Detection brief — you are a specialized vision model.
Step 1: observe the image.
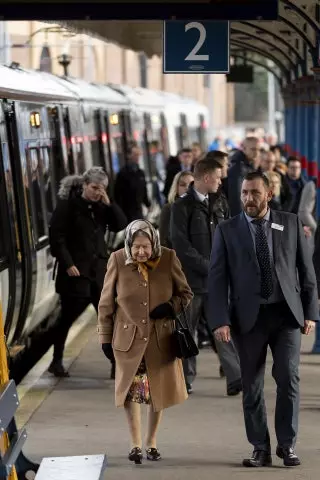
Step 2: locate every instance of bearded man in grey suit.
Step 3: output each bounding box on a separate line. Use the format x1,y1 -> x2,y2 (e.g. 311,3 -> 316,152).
208,171 -> 318,468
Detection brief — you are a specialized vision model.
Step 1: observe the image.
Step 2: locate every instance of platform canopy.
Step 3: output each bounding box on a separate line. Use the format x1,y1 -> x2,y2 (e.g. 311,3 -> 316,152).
3,0 -> 318,83
44,0 -> 319,82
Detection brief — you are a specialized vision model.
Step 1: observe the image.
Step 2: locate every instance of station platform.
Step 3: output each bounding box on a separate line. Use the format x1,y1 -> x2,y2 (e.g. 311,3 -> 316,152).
16,317 -> 320,480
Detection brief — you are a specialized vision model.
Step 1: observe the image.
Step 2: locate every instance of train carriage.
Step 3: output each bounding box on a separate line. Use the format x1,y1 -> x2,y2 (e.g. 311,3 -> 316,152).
0,63 -> 208,375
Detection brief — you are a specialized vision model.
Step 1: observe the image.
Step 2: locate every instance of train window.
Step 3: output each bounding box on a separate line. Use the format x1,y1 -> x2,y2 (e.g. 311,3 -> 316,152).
109,124 -> 126,174
25,148 -> 48,243
40,147 -> 56,223
72,139 -> 85,174
189,128 -> 200,144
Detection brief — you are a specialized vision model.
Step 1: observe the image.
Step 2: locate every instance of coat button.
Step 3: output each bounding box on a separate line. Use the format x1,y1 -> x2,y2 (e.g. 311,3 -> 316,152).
142,302 -> 147,306
143,337 -> 147,341
163,323 -> 167,327
142,320 -> 146,324
124,325 -> 128,329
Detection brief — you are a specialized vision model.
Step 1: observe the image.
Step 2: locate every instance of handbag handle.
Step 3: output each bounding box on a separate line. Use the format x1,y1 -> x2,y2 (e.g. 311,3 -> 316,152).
174,301 -> 190,330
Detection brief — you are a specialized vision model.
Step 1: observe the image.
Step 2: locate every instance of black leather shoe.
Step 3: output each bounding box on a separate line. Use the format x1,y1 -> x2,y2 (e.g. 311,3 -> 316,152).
146,448 -> 161,461
243,450 -> 272,467
128,447 -> 143,464
186,383 -> 193,394
276,446 -> 301,466
227,379 -> 242,396
110,362 -> 115,380
48,361 -> 70,378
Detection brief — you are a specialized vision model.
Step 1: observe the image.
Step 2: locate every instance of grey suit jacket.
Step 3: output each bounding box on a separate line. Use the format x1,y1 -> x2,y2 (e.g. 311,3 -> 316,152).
208,210 -> 319,333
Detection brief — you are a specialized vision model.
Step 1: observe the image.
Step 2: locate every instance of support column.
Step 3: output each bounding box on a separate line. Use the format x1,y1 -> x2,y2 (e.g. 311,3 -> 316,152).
294,81 -> 302,159
307,78 -> 317,180
299,78 -> 310,178
283,84 -> 295,156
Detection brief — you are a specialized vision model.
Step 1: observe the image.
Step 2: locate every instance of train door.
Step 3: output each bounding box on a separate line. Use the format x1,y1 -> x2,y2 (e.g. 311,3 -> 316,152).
62,106 -> 76,175
160,113 -> 170,160
105,110 -> 127,175
1,101 -> 36,345
48,105 -> 69,190
176,113 -> 189,150
93,109 -> 112,175
198,114 -> 207,150
0,104 -> 20,341
119,110 -> 132,155
142,113 -> 154,180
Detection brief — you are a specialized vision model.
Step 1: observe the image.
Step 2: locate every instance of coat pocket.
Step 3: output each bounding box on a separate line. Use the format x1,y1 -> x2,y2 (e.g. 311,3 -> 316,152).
155,320 -> 174,352
112,322 -> 137,352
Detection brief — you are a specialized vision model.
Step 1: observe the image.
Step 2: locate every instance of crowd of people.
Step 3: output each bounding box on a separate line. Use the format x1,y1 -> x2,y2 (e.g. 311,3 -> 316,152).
48,128 -> 319,468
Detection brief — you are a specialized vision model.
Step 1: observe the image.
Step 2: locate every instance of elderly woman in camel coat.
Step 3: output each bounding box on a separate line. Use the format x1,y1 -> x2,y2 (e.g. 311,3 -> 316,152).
97,219 -> 193,465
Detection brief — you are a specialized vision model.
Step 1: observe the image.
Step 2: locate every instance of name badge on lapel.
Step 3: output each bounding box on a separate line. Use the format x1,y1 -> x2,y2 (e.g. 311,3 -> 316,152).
271,223 -> 284,231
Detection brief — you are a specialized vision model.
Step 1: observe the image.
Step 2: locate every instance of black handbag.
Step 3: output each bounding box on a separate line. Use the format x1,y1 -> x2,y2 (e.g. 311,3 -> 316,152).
173,304 -> 199,359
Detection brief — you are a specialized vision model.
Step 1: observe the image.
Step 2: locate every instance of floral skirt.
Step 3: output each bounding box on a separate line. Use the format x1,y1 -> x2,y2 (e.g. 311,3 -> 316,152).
125,357 -> 151,405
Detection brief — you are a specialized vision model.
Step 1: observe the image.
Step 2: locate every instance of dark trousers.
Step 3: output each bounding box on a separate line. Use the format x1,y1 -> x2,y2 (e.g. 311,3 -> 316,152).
183,294 -> 241,386
53,283 -> 112,364
235,302 -> 301,451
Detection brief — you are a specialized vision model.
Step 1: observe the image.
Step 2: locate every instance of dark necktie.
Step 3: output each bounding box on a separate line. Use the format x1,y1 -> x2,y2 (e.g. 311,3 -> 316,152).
203,198 -> 209,208
252,219 -> 273,299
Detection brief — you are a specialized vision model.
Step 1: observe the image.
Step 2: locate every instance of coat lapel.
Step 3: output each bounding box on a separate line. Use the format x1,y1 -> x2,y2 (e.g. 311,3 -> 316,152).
239,213 -> 259,269
269,210 -> 283,264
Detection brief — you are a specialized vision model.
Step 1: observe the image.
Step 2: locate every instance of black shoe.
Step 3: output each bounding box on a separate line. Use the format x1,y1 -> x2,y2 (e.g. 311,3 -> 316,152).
276,446 -> 300,466
243,450 -> 272,467
146,448 -> 161,461
128,447 -> 143,464
219,365 -> 225,378
186,383 -> 193,394
227,379 -> 242,396
110,363 -> 115,380
48,361 -> 70,378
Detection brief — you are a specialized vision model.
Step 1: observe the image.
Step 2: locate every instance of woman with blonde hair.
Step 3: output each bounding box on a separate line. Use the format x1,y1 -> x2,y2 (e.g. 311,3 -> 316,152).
98,219 -> 193,464
159,170 -> 194,247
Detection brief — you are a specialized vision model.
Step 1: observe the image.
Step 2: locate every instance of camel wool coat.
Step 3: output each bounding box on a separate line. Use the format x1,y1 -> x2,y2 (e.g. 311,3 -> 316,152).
97,247 -> 193,412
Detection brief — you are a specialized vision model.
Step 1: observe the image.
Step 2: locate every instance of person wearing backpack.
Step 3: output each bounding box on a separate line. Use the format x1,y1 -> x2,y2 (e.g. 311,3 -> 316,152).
49,167 -> 127,378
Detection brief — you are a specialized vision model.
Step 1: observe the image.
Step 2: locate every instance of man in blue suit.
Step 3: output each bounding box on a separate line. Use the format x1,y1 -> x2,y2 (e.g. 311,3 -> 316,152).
208,171 -> 318,468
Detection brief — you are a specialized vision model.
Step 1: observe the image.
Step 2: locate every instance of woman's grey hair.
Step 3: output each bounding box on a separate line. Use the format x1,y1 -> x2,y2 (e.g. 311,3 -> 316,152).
83,167 -> 108,186
168,171 -> 194,204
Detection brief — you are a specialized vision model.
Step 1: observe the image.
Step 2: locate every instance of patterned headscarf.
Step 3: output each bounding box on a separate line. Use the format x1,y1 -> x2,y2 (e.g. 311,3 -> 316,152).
124,219 -> 161,266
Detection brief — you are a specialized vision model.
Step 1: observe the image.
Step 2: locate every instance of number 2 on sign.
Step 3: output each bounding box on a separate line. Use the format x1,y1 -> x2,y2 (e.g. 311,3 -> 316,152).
184,22 -> 209,62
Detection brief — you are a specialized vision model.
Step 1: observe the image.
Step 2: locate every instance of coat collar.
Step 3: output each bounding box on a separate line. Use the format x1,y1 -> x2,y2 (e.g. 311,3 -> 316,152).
239,209 -> 283,265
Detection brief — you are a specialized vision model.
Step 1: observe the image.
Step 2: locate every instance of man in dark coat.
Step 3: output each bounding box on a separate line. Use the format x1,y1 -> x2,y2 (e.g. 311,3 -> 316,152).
281,156 -> 306,213
209,171 -> 318,467
170,158 -> 241,395
163,148 -> 193,199
114,145 -> 151,222
49,167 -> 127,377
227,137 -> 260,216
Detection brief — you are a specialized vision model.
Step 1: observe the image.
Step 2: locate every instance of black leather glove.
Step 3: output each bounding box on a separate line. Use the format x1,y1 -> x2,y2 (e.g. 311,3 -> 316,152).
102,343 -> 115,362
149,302 -> 175,320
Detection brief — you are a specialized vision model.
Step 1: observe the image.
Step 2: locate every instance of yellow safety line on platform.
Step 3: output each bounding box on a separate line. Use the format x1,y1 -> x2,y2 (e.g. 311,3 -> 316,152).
0,302 -> 18,480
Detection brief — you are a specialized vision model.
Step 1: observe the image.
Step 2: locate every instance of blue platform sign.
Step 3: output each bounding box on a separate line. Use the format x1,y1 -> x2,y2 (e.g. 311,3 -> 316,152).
163,20 -> 229,74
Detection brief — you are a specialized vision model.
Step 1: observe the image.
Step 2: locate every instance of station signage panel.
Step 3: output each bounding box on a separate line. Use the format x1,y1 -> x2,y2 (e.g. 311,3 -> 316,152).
163,20 -> 229,74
